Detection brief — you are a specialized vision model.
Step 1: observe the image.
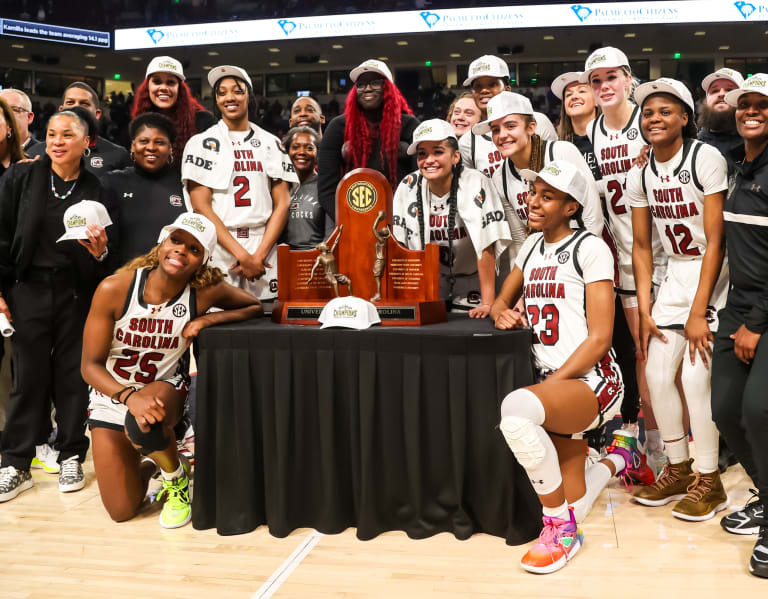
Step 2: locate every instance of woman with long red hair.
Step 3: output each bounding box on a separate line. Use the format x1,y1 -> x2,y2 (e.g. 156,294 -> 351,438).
131,56 -> 215,168
317,59 -> 420,220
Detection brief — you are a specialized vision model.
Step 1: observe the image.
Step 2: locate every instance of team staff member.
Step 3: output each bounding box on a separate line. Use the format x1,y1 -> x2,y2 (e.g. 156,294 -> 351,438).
459,55 -> 557,178
28,82 -> 130,175
289,96 -> 325,135
0,88 -> 38,152
183,65 -> 297,304
82,213 -> 262,528
698,68 -> 744,161
104,113 -> 185,266
628,78 -> 729,520
280,126 -> 332,250
318,59 -> 419,220
710,74 -> 768,578
0,110 -> 117,502
131,56 -> 215,170
392,119 -> 512,315
0,98 -> 25,176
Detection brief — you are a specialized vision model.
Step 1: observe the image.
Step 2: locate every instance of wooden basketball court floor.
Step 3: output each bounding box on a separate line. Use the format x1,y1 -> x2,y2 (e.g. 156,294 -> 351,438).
1,453 -> 766,598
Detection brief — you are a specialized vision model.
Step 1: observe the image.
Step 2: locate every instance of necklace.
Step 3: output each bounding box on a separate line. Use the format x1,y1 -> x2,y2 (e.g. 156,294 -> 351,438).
50,172 -> 78,200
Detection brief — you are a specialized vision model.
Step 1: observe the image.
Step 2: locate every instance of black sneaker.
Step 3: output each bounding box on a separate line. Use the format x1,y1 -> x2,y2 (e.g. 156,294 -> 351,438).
0,465 -> 34,502
58,456 -> 85,493
721,490 -> 763,535
750,526 -> 768,578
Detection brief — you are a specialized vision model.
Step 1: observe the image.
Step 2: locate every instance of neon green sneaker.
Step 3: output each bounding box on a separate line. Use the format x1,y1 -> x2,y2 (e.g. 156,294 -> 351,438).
156,473 -> 191,529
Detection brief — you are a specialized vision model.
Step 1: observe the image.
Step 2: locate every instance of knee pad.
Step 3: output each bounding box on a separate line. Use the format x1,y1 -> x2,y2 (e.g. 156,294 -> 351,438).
500,388 -> 546,425
499,415 -> 547,470
124,412 -> 170,456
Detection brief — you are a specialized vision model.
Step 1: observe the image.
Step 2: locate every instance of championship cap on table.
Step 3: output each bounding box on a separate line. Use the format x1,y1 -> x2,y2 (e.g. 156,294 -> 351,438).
319,297 -> 381,330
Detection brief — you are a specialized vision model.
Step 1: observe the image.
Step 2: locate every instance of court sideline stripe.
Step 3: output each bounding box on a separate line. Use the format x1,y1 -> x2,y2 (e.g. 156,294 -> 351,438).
251,531 -> 324,599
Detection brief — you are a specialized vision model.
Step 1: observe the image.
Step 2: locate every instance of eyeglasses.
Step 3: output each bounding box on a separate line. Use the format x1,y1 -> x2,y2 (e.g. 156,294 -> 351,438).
356,79 -> 384,91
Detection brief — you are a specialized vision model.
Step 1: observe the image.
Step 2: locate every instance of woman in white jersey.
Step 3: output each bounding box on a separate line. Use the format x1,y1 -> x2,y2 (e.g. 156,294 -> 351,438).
392,119 -> 512,316
474,91 -> 604,258
492,160 -> 651,574
81,213 -> 262,528
182,65 -> 298,305
627,78 -> 729,520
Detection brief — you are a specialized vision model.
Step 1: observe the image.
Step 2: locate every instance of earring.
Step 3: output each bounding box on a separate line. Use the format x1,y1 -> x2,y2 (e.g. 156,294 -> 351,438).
84,147 -> 91,157
168,153 -> 174,165
130,151 -> 134,162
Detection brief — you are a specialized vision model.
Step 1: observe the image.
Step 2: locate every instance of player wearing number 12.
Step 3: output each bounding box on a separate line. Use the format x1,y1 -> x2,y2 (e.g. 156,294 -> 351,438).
627,78 -> 729,520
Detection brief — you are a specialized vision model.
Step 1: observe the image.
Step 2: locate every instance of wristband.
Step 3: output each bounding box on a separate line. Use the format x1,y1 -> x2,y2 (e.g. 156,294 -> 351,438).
121,388 -> 138,405
111,385 -> 137,405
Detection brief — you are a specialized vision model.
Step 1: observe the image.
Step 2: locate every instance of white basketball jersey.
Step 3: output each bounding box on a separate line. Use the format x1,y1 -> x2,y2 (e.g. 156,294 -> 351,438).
107,268 -> 194,388
212,127 -> 295,230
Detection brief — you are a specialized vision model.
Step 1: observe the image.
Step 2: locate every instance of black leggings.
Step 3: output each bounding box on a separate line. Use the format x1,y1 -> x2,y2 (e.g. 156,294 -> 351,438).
711,308 -> 768,506
613,295 -> 640,424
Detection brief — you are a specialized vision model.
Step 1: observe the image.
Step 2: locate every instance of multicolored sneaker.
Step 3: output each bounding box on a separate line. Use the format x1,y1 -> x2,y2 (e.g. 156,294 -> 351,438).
156,473 -> 191,529
0,466 -> 34,502
633,459 -> 694,506
520,508 -> 583,574
606,430 -> 655,487
672,470 -> 729,521
721,489 -> 763,535
31,443 -> 60,474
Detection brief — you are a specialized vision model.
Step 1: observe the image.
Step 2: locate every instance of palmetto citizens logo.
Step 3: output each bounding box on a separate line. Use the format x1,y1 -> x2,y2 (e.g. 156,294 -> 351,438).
734,2 -> 757,18
278,19 -> 296,35
146,28 -> 165,44
420,11 -> 440,28
571,4 -> 593,22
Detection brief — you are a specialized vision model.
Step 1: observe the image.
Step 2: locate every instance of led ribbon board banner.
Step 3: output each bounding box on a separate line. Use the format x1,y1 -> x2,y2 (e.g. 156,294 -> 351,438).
1,18 -> 110,48
115,1 -> 768,50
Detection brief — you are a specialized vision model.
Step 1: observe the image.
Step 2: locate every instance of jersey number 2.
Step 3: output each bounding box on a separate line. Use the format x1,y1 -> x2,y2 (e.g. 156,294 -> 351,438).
113,350 -> 163,384
527,304 -> 560,345
233,176 -> 251,207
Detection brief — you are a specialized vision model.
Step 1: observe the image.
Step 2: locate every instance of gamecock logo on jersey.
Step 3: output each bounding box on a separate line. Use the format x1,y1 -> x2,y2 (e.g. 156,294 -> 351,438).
346,181 -> 377,213
169,195 -> 183,207
90,157 -> 104,168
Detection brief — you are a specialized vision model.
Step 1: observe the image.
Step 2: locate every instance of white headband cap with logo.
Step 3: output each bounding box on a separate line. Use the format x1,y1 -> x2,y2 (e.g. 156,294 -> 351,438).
472,91 -> 534,136
520,160 -> 588,206
551,72 -> 584,101
407,119 -> 457,155
634,77 -> 695,115
701,68 -> 744,93
157,212 -> 218,264
579,46 -> 630,83
57,200 -> 113,242
146,56 -> 185,81
725,73 -> 768,106
463,55 -> 510,87
208,65 -> 252,89
349,59 -> 393,84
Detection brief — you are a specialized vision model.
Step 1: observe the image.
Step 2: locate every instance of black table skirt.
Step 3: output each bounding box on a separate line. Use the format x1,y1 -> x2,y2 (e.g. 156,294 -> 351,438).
192,316 -> 542,545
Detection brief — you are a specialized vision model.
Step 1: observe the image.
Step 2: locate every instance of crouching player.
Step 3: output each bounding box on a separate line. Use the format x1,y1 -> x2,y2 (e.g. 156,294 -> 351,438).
491,161 -> 652,573
81,213 -> 262,527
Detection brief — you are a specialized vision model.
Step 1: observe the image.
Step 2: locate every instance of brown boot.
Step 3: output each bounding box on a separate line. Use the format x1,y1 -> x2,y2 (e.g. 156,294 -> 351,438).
633,459 -> 695,507
672,470 -> 729,521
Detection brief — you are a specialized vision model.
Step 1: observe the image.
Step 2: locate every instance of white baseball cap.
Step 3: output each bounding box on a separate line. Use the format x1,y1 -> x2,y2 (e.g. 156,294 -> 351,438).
551,72 -> 584,101
208,65 -> 252,89
350,59 -> 393,84
702,68 -> 744,93
407,119 -> 457,155
726,73 -> 768,106
579,47 -> 630,83
634,77 -> 695,114
520,160 -> 588,206
319,296 -> 381,330
145,56 -> 185,81
463,55 -> 509,87
472,91 -> 533,136
157,212 -> 218,264
57,200 -> 113,242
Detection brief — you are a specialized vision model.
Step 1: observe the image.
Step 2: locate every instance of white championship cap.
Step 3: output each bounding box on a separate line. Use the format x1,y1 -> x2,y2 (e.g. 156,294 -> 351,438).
407,119 -> 457,155
551,71 -> 584,101
472,91 -> 534,136
520,160 -> 589,206
350,59 -> 393,84
57,200 -> 113,242
207,65 -> 252,89
157,212 -> 218,264
319,297 -> 381,330
726,73 -> 768,107
701,67 -> 744,93
634,77 -> 695,114
145,56 -> 185,81
579,46 -> 630,83
463,55 -> 509,87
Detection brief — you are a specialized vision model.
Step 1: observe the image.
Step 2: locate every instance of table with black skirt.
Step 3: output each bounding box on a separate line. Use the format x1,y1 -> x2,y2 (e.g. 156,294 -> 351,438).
192,315 -> 542,545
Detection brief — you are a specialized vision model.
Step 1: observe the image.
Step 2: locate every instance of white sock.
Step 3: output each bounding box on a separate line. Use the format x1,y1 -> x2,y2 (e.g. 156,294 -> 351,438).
160,462 -> 184,481
572,462 -> 612,522
542,500 -> 569,520
606,453 -> 625,473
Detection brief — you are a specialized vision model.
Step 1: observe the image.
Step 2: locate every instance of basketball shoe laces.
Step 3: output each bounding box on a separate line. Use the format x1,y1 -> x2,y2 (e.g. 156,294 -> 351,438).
539,515 -> 572,559
647,462 -> 677,491
157,476 -> 189,508
684,473 -> 712,501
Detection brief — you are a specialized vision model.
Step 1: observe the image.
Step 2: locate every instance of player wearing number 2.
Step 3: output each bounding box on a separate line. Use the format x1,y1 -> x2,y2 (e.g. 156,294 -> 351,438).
82,213 -> 262,528
627,78 -> 729,520
182,65 -> 298,304
492,160 -> 650,574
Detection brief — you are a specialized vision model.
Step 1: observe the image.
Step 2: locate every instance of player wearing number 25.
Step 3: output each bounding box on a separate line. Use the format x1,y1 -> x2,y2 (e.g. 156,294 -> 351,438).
81,213 -> 262,528
182,65 -> 298,304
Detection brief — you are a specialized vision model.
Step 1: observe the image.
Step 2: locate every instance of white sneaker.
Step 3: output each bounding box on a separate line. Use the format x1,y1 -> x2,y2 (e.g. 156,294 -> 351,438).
0,465 -> 34,502
58,456 -> 85,493
31,444 -> 60,474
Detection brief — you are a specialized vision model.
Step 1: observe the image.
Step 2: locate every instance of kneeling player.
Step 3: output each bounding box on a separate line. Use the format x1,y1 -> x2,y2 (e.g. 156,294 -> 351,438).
81,213 -> 262,528
492,161 -> 651,574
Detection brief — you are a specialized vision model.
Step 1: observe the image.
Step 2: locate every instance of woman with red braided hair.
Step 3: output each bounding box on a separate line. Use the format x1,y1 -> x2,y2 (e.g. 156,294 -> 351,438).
131,56 -> 215,169
318,59 -> 420,220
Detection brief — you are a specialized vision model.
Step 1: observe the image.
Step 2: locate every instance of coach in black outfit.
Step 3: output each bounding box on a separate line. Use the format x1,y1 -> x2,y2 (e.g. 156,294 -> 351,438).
0,109 -> 118,503
710,75 -> 768,578
103,113 -> 185,266
27,82 -> 130,176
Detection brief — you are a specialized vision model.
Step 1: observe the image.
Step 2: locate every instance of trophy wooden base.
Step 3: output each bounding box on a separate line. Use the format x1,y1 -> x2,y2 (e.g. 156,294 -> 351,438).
271,300 -> 447,327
